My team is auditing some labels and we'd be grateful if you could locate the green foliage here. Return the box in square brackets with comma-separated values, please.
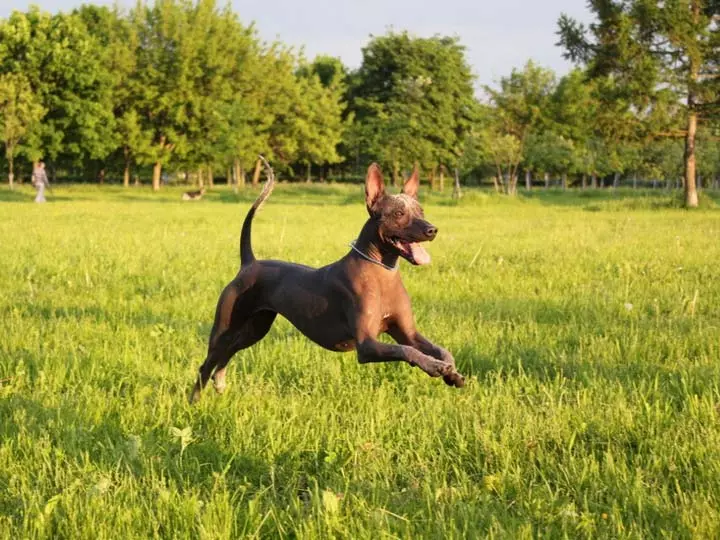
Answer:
[0, 72, 45, 182]
[481, 61, 556, 193]
[348, 31, 478, 177]
[0, 1, 713, 189]
[557, 0, 720, 205]
[0, 7, 116, 165]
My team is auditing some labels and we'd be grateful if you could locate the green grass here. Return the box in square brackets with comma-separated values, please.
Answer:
[1, 183, 719, 538]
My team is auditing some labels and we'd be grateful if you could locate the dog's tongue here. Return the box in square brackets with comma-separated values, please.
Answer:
[409, 243, 431, 265]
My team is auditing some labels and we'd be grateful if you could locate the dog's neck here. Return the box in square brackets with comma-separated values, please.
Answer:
[351, 219, 399, 270]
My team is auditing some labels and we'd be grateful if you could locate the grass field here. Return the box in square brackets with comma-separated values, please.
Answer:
[1, 183, 720, 538]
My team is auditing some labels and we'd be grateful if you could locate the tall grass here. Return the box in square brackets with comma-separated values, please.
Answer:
[1, 184, 719, 538]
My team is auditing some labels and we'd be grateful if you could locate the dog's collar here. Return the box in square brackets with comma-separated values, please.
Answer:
[349, 240, 398, 271]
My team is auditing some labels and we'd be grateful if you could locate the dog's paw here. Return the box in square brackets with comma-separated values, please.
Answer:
[443, 371, 465, 388]
[213, 379, 227, 395]
[424, 358, 454, 378]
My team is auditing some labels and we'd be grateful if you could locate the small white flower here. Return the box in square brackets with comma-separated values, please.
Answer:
[624, 303, 633, 311]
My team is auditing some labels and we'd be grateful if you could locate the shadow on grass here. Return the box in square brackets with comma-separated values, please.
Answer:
[429, 295, 718, 400]
[1, 302, 207, 337]
[0, 189, 90, 203]
[0, 392, 338, 527]
[520, 187, 720, 211]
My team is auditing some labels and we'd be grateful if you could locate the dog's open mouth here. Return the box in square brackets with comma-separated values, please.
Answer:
[391, 238, 431, 265]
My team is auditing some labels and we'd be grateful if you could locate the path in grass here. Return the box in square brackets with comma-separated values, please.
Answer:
[1, 185, 719, 538]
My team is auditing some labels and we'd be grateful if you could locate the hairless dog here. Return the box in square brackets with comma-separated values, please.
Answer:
[190, 160, 464, 403]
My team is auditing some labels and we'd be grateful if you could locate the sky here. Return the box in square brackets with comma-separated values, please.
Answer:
[0, 0, 594, 89]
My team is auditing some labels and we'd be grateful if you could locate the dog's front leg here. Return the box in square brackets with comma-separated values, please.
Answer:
[356, 338, 454, 379]
[387, 326, 465, 388]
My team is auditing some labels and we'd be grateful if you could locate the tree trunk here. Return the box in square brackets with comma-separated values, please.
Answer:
[525, 169, 531, 190]
[544, 172, 549, 189]
[429, 167, 436, 191]
[198, 167, 204, 188]
[152, 161, 162, 192]
[633, 174, 637, 190]
[227, 167, 232, 186]
[439, 166, 445, 192]
[492, 176, 500, 193]
[684, 108, 699, 204]
[234, 159, 244, 189]
[392, 160, 400, 188]
[581, 174, 587, 190]
[561, 172, 567, 191]
[612, 172, 620, 189]
[306, 162, 311, 183]
[123, 147, 130, 188]
[8, 155, 14, 189]
[683, 2, 700, 208]
[252, 159, 262, 187]
[452, 167, 462, 199]
[98, 168, 105, 185]
[591, 173, 598, 189]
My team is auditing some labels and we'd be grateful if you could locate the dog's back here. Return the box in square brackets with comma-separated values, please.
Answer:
[182, 188, 205, 201]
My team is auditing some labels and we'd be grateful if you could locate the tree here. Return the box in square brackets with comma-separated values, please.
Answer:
[484, 61, 556, 194]
[558, 0, 720, 207]
[294, 56, 349, 181]
[0, 73, 45, 188]
[349, 31, 477, 185]
[127, 0, 217, 190]
[524, 131, 577, 189]
[294, 64, 347, 181]
[0, 7, 116, 173]
[75, 4, 142, 186]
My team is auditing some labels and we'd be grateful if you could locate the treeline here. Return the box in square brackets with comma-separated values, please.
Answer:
[0, 1, 718, 206]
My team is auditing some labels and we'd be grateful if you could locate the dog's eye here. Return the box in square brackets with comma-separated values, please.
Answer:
[394, 210, 404, 218]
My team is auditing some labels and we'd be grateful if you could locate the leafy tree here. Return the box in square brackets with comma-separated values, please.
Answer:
[481, 127, 523, 193]
[558, 0, 720, 207]
[76, 4, 140, 185]
[524, 131, 577, 189]
[349, 31, 477, 186]
[127, 0, 211, 190]
[0, 73, 45, 188]
[297, 55, 347, 89]
[294, 61, 348, 181]
[0, 7, 116, 172]
[484, 61, 556, 194]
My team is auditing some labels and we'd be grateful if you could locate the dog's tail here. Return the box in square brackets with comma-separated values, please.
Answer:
[240, 156, 275, 267]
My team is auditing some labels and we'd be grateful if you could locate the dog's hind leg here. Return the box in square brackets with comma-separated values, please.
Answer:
[190, 329, 234, 403]
[211, 310, 277, 394]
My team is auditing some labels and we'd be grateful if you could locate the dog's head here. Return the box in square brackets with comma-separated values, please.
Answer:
[364, 163, 437, 266]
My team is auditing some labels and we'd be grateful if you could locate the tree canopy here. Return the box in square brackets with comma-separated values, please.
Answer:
[0, 0, 718, 195]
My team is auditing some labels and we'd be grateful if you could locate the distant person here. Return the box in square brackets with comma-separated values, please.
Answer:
[32, 161, 50, 203]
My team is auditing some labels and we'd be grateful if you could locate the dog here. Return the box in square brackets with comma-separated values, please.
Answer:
[190, 160, 464, 403]
[182, 187, 206, 201]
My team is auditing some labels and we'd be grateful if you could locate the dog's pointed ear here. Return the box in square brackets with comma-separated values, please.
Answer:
[402, 164, 419, 199]
[365, 163, 385, 214]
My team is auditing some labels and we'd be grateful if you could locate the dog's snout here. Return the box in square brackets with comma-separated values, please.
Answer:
[424, 225, 438, 239]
